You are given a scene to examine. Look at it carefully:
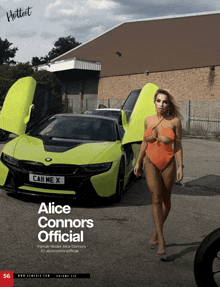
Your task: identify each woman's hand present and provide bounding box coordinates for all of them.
[176,166,184,182]
[134,162,142,177]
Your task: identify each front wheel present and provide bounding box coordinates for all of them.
[113,159,125,203]
[0,129,9,141]
[194,228,220,287]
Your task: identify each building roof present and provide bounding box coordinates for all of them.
[38,58,101,72]
[51,12,220,77]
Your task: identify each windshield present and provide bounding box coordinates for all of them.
[122,89,141,111]
[29,116,117,142]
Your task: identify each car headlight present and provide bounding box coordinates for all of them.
[82,162,112,173]
[1,153,20,168]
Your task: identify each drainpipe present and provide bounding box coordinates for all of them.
[63,82,68,112]
[79,80,84,114]
[186,99,191,133]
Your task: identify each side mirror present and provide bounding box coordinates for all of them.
[30,105,35,119]
[120,110,129,130]
[118,114,122,125]
[24,104,34,124]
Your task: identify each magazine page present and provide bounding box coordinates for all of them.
[1,1,220,287]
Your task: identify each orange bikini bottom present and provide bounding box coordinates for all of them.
[146,141,174,171]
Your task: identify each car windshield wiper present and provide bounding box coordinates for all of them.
[52,137,80,140]
[52,137,108,142]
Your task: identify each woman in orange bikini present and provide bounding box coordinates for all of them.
[134,89,183,255]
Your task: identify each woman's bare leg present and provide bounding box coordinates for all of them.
[149,157,176,252]
[161,157,176,222]
[144,156,165,254]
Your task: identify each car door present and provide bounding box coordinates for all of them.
[121,82,159,145]
[0,76,51,135]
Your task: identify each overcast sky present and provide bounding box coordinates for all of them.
[1,0,220,63]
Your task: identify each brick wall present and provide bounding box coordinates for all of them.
[98,66,220,101]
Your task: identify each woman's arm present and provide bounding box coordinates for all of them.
[136,138,148,164]
[134,119,148,176]
[174,117,183,182]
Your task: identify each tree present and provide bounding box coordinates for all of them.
[47,36,81,61]
[8,62,34,80]
[0,65,14,106]
[0,63,63,114]
[0,62,34,105]
[0,38,18,65]
[31,56,50,67]
[32,70,63,115]
[31,36,81,65]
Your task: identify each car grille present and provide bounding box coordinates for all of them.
[19,161,79,176]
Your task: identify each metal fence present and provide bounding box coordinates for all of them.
[65,98,220,137]
[178,99,220,137]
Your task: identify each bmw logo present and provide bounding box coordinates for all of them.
[45,158,52,162]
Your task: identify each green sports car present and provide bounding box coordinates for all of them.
[0,77,158,202]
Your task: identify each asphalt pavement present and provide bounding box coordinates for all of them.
[0,136,220,287]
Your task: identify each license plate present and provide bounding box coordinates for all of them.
[29,174,65,184]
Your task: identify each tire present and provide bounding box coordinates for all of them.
[113,159,125,203]
[194,228,220,287]
[0,129,9,141]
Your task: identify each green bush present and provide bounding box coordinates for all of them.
[0,63,63,114]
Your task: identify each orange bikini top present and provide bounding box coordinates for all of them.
[144,117,175,142]
[144,127,175,141]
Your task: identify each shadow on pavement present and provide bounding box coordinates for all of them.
[5,177,152,208]
[185,174,220,192]
[7,192,110,208]
[173,175,220,197]
[5,173,220,209]
[152,241,202,262]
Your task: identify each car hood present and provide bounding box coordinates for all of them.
[8,135,120,165]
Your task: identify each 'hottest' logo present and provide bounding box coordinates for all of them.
[6,7,33,22]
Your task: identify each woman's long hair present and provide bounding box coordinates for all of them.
[154,89,183,119]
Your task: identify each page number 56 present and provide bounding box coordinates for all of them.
[0,271,13,287]
[3,273,11,278]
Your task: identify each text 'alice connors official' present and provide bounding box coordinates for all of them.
[37,202,94,243]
